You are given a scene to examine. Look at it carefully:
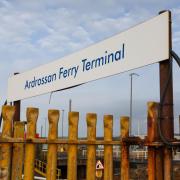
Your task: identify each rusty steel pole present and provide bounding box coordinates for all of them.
[0,106,15,180]
[147,102,163,180]
[24,108,39,180]
[159,10,174,180]
[86,113,97,180]
[120,116,129,180]
[68,112,79,180]
[104,115,113,180]
[46,110,59,180]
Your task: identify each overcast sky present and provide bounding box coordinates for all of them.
[0,0,180,137]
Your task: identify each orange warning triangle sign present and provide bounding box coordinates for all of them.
[96,160,104,170]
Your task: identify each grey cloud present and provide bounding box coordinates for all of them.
[1,0,179,64]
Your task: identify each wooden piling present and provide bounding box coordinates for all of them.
[0,106,15,180]
[46,110,59,180]
[68,112,79,180]
[104,115,113,180]
[86,113,97,180]
[11,122,25,180]
[24,108,39,180]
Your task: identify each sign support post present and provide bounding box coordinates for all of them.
[14,100,20,121]
[159,10,174,180]
[13,73,21,122]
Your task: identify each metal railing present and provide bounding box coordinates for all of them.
[34,159,61,179]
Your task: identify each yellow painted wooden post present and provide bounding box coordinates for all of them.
[0,106,15,180]
[147,102,161,180]
[24,108,39,180]
[121,116,129,180]
[86,113,97,180]
[68,112,79,180]
[104,115,113,180]
[11,122,25,180]
[46,110,59,180]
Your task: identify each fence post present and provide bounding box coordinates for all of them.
[68,112,79,180]
[24,108,39,180]
[86,113,97,180]
[120,116,129,180]
[11,122,25,180]
[46,110,59,180]
[104,115,113,180]
[0,106,15,180]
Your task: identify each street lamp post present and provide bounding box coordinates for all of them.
[69,99,72,112]
[129,73,139,135]
[41,125,43,137]
[138,119,140,136]
[44,117,47,137]
[61,110,65,138]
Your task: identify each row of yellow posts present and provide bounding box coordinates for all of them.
[0,105,131,180]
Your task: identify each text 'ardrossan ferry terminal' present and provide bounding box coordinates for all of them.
[24,43,125,90]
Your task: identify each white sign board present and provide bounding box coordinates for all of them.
[7,12,170,102]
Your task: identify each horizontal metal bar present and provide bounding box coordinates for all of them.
[0,137,179,146]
